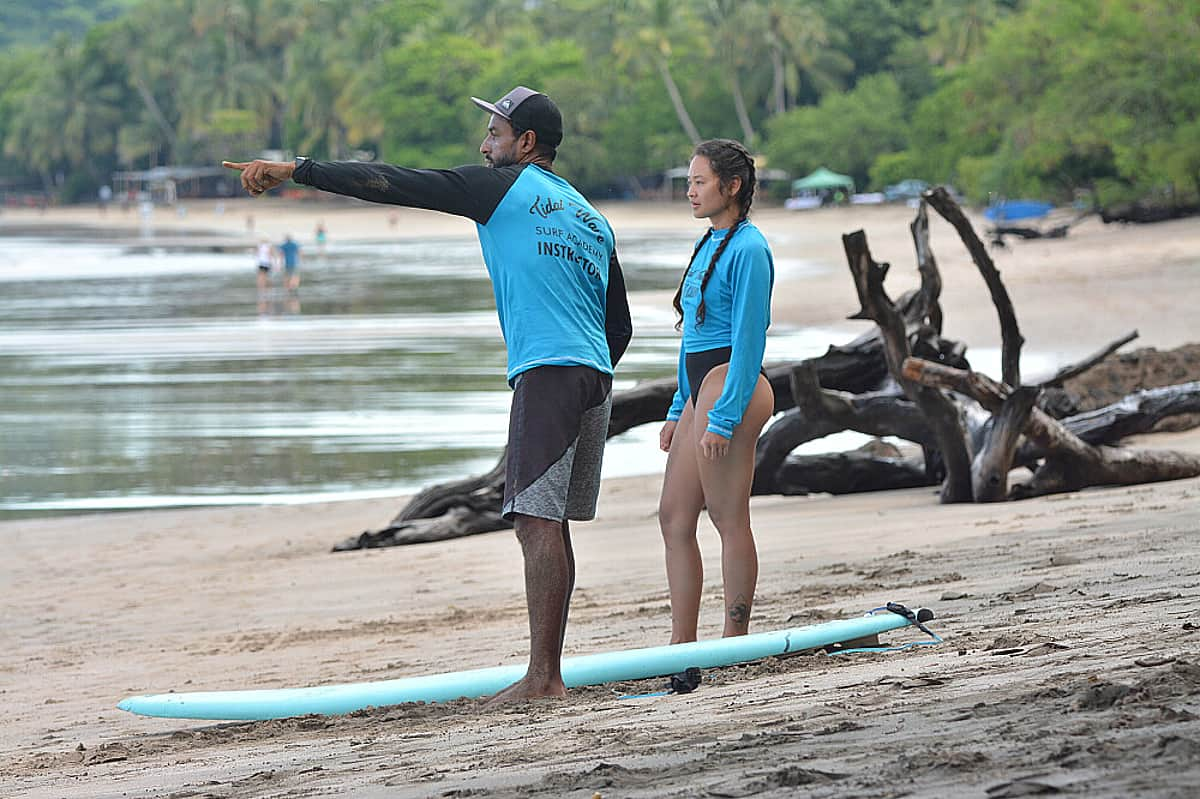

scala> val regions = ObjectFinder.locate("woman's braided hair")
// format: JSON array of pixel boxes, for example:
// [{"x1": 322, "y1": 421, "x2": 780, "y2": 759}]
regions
[{"x1": 672, "y1": 138, "x2": 757, "y2": 330}]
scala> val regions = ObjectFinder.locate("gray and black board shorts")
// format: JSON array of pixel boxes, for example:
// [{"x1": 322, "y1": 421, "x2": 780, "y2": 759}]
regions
[{"x1": 503, "y1": 365, "x2": 613, "y2": 522}]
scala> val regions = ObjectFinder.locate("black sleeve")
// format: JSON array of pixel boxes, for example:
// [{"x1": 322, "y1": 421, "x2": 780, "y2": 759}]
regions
[
  {"x1": 293, "y1": 160, "x2": 519, "y2": 225},
  {"x1": 605, "y1": 251, "x2": 633, "y2": 368}
]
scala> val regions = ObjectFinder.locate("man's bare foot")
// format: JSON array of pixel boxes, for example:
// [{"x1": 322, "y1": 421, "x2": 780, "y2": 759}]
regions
[{"x1": 481, "y1": 675, "x2": 567, "y2": 708}]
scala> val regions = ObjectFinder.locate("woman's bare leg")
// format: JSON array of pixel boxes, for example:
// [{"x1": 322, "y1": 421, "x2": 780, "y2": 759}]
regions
[
  {"x1": 658, "y1": 402, "x2": 707, "y2": 643},
  {"x1": 693, "y1": 368, "x2": 774, "y2": 637}
]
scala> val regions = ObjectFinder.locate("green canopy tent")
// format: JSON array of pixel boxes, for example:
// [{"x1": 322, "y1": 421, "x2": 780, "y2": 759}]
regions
[{"x1": 791, "y1": 167, "x2": 855, "y2": 195}]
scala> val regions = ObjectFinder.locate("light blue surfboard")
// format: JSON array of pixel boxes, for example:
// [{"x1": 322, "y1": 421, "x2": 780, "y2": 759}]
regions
[{"x1": 119, "y1": 608, "x2": 930, "y2": 720}]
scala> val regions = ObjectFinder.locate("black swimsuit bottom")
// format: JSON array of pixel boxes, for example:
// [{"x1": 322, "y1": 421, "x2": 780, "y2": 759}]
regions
[
  {"x1": 685, "y1": 347, "x2": 731, "y2": 406},
  {"x1": 685, "y1": 346, "x2": 769, "y2": 407}
]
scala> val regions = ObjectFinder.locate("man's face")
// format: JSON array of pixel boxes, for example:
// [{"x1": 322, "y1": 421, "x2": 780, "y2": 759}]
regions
[{"x1": 480, "y1": 114, "x2": 521, "y2": 168}]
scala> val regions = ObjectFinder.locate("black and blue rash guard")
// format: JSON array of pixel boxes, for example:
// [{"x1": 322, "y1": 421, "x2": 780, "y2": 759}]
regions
[{"x1": 293, "y1": 159, "x2": 632, "y2": 383}]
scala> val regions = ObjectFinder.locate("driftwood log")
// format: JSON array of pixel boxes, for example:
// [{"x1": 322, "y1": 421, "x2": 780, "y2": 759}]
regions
[
  {"x1": 925, "y1": 187, "x2": 1024, "y2": 387},
  {"x1": 902, "y1": 358, "x2": 1200, "y2": 498},
  {"x1": 842, "y1": 227, "x2": 974, "y2": 502},
  {"x1": 1027, "y1": 380, "x2": 1200, "y2": 455},
  {"x1": 1101, "y1": 201, "x2": 1200, "y2": 225},
  {"x1": 1038, "y1": 330, "x2": 1141, "y2": 391},
  {"x1": 751, "y1": 364, "x2": 934, "y2": 495},
  {"x1": 775, "y1": 444, "x2": 931, "y2": 496}
]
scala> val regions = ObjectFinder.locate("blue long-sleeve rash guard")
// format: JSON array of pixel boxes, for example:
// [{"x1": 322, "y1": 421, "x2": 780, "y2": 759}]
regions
[
  {"x1": 666, "y1": 222, "x2": 774, "y2": 438},
  {"x1": 293, "y1": 159, "x2": 632, "y2": 384}
]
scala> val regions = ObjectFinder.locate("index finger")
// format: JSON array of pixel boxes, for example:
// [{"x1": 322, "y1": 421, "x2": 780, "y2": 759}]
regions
[{"x1": 221, "y1": 161, "x2": 250, "y2": 171}]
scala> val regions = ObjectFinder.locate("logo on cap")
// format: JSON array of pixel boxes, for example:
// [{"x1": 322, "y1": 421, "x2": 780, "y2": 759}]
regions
[{"x1": 500, "y1": 99, "x2": 513, "y2": 110}]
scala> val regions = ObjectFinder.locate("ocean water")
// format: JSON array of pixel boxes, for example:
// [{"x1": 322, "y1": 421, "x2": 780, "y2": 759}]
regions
[{"x1": 0, "y1": 228, "x2": 865, "y2": 518}]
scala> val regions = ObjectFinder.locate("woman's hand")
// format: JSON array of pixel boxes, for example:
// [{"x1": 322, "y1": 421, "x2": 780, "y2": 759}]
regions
[
  {"x1": 699, "y1": 430, "x2": 730, "y2": 460},
  {"x1": 659, "y1": 421, "x2": 678, "y2": 452}
]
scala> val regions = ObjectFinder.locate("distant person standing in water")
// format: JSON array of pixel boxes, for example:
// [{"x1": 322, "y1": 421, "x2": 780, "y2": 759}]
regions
[
  {"x1": 277, "y1": 233, "x2": 302, "y2": 290},
  {"x1": 222, "y1": 86, "x2": 632, "y2": 705},
  {"x1": 254, "y1": 238, "x2": 273, "y2": 292},
  {"x1": 314, "y1": 221, "x2": 327, "y2": 255},
  {"x1": 658, "y1": 138, "x2": 775, "y2": 645}
]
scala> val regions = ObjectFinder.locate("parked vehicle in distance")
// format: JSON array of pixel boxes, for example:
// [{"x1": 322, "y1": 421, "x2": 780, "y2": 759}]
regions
[{"x1": 884, "y1": 179, "x2": 929, "y2": 202}]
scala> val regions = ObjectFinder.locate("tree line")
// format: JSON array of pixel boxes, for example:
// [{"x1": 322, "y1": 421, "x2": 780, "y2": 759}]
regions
[{"x1": 1, "y1": 0, "x2": 1196, "y2": 209}]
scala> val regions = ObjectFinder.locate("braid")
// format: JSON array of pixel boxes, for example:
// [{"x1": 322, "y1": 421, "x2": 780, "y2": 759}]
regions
[
  {"x1": 677, "y1": 138, "x2": 758, "y2": 329},
  {"x1": 672, "y1": 229, "x2": 713, "y2": 331},
  {"x1": 695, "y1": 217, "x2": 746, "y2": 327}
]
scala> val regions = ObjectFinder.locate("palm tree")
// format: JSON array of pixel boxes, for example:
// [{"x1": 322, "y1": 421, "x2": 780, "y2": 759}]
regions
[
  {"x1": 5, "y1": 32, "x2": 127, "y2": 191},
  {"x1": 704, "y1": 0, "x2": 764, "y2": 145},
  {"x1": 613, "y1": 0, "x2": 703, "y2": 144},
  {"x1": 922, "y1": 0, "x2": 1009, "y2": 68},
  {"x1": 763, "y1": 0, "x2": 852, "y2": 112}
]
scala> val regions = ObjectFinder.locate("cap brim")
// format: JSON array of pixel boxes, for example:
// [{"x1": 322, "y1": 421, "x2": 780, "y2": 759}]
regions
[{"x1": 470, "y1": 97, "x2": 509, "y2": 120}]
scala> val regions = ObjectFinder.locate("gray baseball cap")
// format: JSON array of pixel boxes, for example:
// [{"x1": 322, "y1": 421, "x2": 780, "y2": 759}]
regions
[{"x1": 471, "y1": 86, "x2": 563, "y2": 148}]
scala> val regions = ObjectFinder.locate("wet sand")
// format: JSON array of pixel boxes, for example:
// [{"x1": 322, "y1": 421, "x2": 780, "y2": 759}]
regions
[{"x1": 2, "y1": 198, "x2": 1199, "y2": 797}]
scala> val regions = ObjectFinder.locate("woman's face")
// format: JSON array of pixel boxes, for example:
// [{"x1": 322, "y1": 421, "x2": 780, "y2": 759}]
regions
[{"x1": 686, "y1": 155, "x2": 740, "y2": 228}]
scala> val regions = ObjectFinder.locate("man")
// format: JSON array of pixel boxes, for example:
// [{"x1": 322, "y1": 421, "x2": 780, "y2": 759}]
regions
[
  {"x1": 276, "y1": 233, "x2": 301, "y2": 290},
  {"x1": 223, "y1": 86, "x2": 632, "y2": 704}
]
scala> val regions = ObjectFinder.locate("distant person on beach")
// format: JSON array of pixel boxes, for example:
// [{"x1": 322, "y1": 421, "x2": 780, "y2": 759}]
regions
[
  {"x1": 254, "y1": 238, "x2": 273, "y2": 291},
  {"x1": 223, "y1": 86, "x2": 632, "y2": 704},
  {"x1": 315, "y1": 221, "x2": 327, "y2": 254},
  {"x1": 658, "y1": 138, "x2": 775, "y2": 644},
  {"x1": 277, "y1": 233, "x2": 302, "y2": 290}
]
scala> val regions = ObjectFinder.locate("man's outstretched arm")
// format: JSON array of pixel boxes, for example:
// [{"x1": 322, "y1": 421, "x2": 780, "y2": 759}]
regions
[{"x1": 222, "y1": 158, "x2": 515, "y2": 225}]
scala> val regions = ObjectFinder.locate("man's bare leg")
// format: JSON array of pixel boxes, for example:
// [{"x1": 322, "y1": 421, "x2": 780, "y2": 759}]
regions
[
  {"x1": 484, "y1": 514, "x2": 572, "y2": 705},
  {"x1": 560, "y1": 519, "x2": 575, "y2": 652}
]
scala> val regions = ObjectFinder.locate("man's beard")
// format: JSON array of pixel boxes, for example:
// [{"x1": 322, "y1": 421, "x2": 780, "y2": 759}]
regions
[{"x1": 486, "y1": 150, "x2": 517, "y2": 168}]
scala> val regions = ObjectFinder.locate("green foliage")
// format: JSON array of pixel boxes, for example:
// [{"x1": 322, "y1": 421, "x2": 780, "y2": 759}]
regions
[
  {"x1": 906, "y1": 0, "x2": 1200, "y2": 204},
  {"x1": 869, "y1": 151, "x2": 923, "y2": 190},
  {"x1": 363, "y1": 33, "x2": 497, "y2": 167},
  {"x1": 0, "y1": 50, "x2": 40, "y2": 178},
  {"x1": 765, "y1": 74, "x2": 908, "y2": 190},
  {"x1": 0, "y1": 0, "x2": 136, "y2": 48}
]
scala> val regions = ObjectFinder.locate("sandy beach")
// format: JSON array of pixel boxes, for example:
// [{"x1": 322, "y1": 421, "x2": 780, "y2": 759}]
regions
[{"x1": 2, "y1": 196, "x2": 1199, "y2": 798}]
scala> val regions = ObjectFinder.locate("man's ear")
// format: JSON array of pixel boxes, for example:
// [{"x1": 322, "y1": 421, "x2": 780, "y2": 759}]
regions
[{"x1": 517, "y1": 129, "x2": 538, "y2": 157}]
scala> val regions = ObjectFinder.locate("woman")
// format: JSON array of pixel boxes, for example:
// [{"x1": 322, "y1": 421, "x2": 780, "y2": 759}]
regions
[{"x1": 659, "y1": 138, "x2": 775, "y2": 643}]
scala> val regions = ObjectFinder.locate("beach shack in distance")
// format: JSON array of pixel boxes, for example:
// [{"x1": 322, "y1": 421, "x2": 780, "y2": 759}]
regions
[
  {"x1": 662, "y1": 164, "x2": 790, "y2": 202},
  {"x1": 111, "y1": 166, "x2": 234, "y2": 206}
]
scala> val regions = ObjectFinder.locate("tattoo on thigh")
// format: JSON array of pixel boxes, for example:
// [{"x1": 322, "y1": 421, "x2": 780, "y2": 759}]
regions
[{"x1": 728, "y1": 596, "x2": 751, "y2": 624}]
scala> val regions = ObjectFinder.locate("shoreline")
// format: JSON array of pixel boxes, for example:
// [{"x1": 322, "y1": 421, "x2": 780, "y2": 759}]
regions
[{"x1": 6, "y1": 196, "x2": 1200, "y2": 354}]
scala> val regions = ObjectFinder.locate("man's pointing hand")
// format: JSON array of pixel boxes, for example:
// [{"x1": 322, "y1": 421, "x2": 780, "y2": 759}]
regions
[{"x1": 222, "y1": 159, "x2": 296, "y2": 197}]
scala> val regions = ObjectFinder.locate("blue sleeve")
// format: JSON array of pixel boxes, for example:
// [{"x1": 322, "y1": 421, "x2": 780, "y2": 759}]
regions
[
  {"x1": 706, "y1": 244, "x2": 773, "y2": 438},
  {"x1": 666, "y1": 343, "x2": 688, "y2": 421}
]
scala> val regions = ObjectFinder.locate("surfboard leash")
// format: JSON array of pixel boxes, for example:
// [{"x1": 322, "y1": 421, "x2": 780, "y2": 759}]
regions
[{"x1": 826, "y1": 602, "x2": 943, "y2": 656}]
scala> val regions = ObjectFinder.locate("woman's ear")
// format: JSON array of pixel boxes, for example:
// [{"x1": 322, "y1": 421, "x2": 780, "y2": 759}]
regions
[{"x1": 725, "y1": 175, "x2": 743, "y2": 200}]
